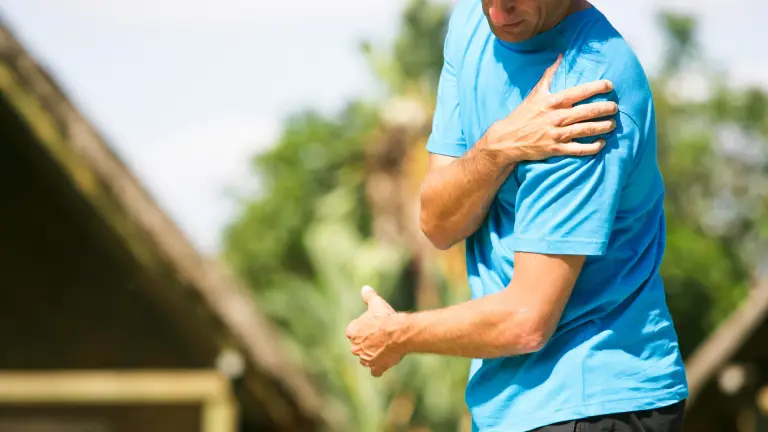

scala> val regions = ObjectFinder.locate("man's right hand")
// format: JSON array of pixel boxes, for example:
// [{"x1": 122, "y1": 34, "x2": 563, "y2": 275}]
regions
[
  {"x1": 480, "y1": 55, "x2": 618, "y2": 164},
  {"x1": 419, "y1": 55, "x2": 619, "y2": 250}
]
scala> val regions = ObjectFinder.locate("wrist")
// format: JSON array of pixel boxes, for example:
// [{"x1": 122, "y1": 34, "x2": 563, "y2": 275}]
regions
[
  {"x1": 477, "y1": 132, "x2": 518, "y2": 169},
  {"x1": 385, "y1": 312, "x2": 412, "y2": 355}
]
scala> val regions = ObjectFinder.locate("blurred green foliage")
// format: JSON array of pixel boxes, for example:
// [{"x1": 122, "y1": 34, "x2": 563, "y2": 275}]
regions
[
  {"x1": 653, "y1": 13, "x2": 768, "y2": 355},
  {"x1": 224, "y1": 2, "x2": 768, "y2": 430}
]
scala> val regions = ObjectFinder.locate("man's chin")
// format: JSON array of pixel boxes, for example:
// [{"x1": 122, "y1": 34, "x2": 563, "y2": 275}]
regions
[
  {"x1": 497, "y1": 33, "x2": 532, "y2": 43},
  {"x1": 492, "y1": 27, "x2": 535, "y2": 44}
]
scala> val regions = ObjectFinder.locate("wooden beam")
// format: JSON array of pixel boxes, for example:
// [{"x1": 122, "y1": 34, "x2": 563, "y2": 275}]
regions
[
  {"x1": 685, "y1": 283, "x2": 768, "y2": 406},
  {"x1": 0, "y1": 370, "x2": 236, "y2": 432},
  {"x1": 0, "y1": 370, "x2": 229, "y2": 403}
]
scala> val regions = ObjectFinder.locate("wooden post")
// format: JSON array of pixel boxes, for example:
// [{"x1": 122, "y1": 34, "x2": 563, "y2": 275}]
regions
[
  {"x1": 202, "y1": 397, "x2": 237, "y2": 432},
  {"x1": 757, "y1": 385, "x2": 768, "y2": 415},
  {"x1": 0, "y1": 370, "x2": 237, "y2": 432}
]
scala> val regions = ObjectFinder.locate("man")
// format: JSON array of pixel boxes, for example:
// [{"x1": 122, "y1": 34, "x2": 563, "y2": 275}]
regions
[{"x1": 346, "y1": 0, "x2": 689, "y2": 431}]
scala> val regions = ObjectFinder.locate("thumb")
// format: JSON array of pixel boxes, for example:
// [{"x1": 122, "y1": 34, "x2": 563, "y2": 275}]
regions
[{"x1": 361, "y1": 285, "x2": 394, "y2": 313}]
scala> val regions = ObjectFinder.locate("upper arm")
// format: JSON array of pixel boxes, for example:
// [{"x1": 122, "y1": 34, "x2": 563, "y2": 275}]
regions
[
  {"x1": 504, "y1": 112, "x2": 639, "y2": 340},
  {"x1": 426, "y1": 153, "x2": 458, "y2": 176},
  {"x1": 506, "y1": 252, "x2": 586, "y2": 346},
  {"x1": 511, "y1": 111, "x2": 638, "y2": 256},
  {"x1": 425, "y1": 8, "x2": 467, "y2": 158}
]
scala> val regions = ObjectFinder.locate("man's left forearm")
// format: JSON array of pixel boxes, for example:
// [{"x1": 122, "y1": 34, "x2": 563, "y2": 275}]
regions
[
  {"x1": 389, "y1": 288, "x2": 553, "y2": 359},
  {"x1": 344, "y1": 252, "x2": 582, "y2": 375},
  {"x1": 388, "y1": 253, "x2": 583, "y2": 360}
]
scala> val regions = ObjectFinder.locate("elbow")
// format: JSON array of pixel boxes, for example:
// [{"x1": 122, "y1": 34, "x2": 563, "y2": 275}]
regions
[
  {"x1": 500, "y1": 317, "x2": 553, "y2": 355},
  {"x1": 419, "y1": 212, "x2": 455, "y2": 251},
  {"x1": 515, "y1": 329, "x2": 549, "y2": 354},
  {"x1": 422, "y1": 229, "x2": 455, "y2": 251},
  {"x1": 418, "y1": 187, "x2": 458, "y2": 250}
]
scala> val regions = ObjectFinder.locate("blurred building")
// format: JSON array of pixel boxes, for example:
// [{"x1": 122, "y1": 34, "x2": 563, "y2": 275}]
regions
[
  {"x1": 685, "y1": 283, "x2": 768, "y2": 432},
  {"x1": 0, "y1": 21, "x2": 328, "y2": 432}
]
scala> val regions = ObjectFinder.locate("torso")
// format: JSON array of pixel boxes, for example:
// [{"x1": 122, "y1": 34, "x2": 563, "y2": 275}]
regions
[{"x1": 445, "y1": 2, "x2": 689, "y2": 431}]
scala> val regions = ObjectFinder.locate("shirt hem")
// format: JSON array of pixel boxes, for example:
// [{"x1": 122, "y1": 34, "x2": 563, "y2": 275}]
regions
[
  {"x1": 473, "y1": 386, "x2": 689, "y2": 432},
  {"x1": 512, "y1": 236, "x2": 608, "y2": 256},
  {"x1": 426, "y1": 137, "x2": 467, "y2": 158}
]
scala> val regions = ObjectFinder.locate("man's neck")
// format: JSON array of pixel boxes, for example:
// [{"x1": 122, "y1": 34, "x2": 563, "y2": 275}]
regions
[
  {"x1": 542, "y1": 0, "x2": 591, "y2": 34},
  {"x1": 568, "y1": 0, "x2": 592, "y2": 15}
]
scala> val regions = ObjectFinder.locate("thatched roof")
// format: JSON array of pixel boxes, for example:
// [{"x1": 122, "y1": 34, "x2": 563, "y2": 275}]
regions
[
  {"x1": 0, "y1": 16, "x2": 329, "y2": 431},
  {"x1": 685, "y1": 280, "x2": 768, "y2": 406}
]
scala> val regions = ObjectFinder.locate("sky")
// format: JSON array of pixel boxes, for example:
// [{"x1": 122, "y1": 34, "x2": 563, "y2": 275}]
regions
[{"x1": 0, "y1": 0, "x2": 765, "y2": 254}]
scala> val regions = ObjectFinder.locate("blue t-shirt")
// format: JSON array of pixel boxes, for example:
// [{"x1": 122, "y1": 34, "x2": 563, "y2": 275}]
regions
[{"x1": 426, "y1": 3, "x2": 689, "y2": 431}]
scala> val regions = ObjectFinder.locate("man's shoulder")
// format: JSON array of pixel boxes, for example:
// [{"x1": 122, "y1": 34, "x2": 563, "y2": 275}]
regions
[
  {"x1": 447, "y1": 0, "x2": 483, "y2": 31},
  {"x1": 563, "y1": 13, "x2": 654, "y2": 128},
  {"x1": 567, "y1": 17, "x2": 647, "y2": 83},
  {"x1": 444, "y1": 0, "x2": 486, "y2": 60}
]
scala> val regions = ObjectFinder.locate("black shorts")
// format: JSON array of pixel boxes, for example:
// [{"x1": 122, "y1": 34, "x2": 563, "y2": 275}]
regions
[{"x1": 531, "y1": 400, "x2": 686, "y2": 432}]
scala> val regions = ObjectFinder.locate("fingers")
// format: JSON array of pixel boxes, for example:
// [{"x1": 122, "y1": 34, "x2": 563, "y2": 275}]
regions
[
  {"x1": 534, "y1": 54, "x2": 563, "y2": 94},
  {"x1": 552, "y1": 139, "x2": 606, "y2": 157},
  {"x1": 360, "y1": 359, "x2": 385, "y2": 377},
  {"x1": 357, "y1": 357, "x2": 389, "y2": 378},
  {"x1": 550, "y1": 79, "x2": 614, "y2": 108},
  {"x1": 554, "y1": 101, "x2": 618, "y2": 126},
  {"x1": 559, "y1": 119, "x2": 616, "y2": 141},
  {"x1": 369, "y1": 360, "x2": 395, "y2": 377},
  {"x1": 345, "y1": 321, "x2": 357, "y2": 339}
]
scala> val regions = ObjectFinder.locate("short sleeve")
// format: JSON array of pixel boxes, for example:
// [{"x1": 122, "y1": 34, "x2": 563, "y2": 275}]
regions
[
  {"x1": 425, "y1": 10, "x2": 467, "y2": 158},
  {"x1": 511, "y1": 112, "x2": 638, "y2": 256}
]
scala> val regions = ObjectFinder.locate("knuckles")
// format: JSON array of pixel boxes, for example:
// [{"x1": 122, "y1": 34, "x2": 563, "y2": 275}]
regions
[
  {"x1": 546, "y1": 94, "x2": 562, "y2": 108},
  {"x1": 548, "y1": 111, "x2": 567, "y2": 127},
  {"x1": 345, "y1": 322, "x2": 358, "y2": 339},
  {"x1": 546, "y1": 126, "x2": 564, "y2": 142}
]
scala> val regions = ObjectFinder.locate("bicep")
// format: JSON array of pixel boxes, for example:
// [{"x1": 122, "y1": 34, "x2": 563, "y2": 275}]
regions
[
  {"x1": 511, "y1": 252, "x2": 586, "y2": 303},
  {"x1": 422, "y1": 153, "x2": 458, "y2": 196},
  {"x1": 426, "y1": 65, "x2": 467, "y2": 157},
  {"x1": 427, "y1": 153, "x2": 458, "y2": 174},
  {"x1": 425, "y1": 10, "x2": 467, "y2": 158},
  {"x1": 512, "y1": 112, "x2": 638, "y2": 256},
  {"x1": 506, "y1": 252, "x2": 586, "y2": 338}
]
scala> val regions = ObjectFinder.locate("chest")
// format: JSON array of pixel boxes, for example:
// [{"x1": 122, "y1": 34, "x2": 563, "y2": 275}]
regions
[
  {"x1": 455, "y1": 37, "x2": 564, "y2": 147},
  {"x1": 455, "y1": 37, "x2": 565, "y2": 204}
]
